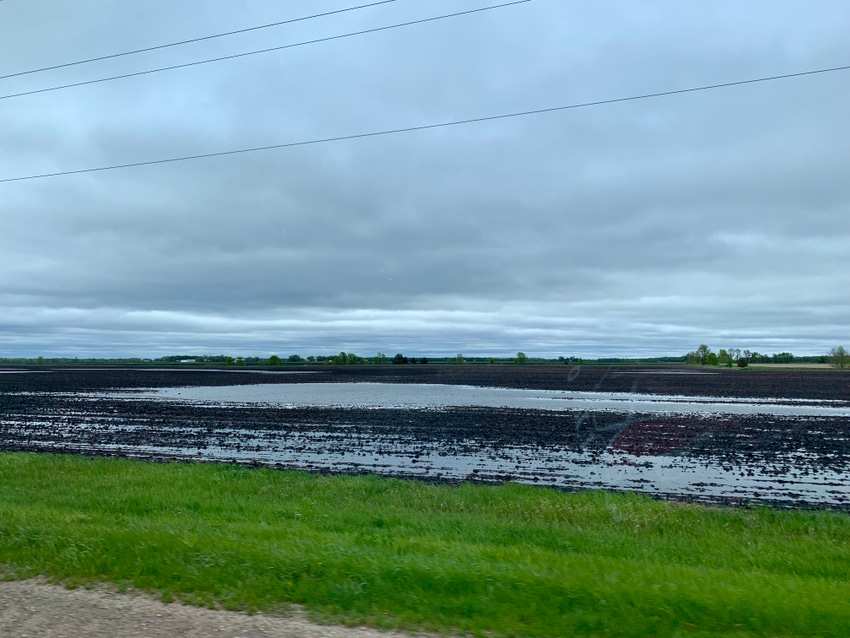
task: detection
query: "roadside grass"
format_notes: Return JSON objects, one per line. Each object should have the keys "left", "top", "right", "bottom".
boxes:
{"left": 1, "top": 453, "right": 848, "bottom": 637}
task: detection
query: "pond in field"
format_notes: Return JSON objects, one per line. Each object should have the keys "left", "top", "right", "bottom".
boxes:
{"left": 128, "top": 382, "right": 850, "bottom": 417}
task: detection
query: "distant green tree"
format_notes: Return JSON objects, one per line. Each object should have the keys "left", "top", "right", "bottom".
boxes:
{"left": 393, "top": 353, "right": 408, "bottom": 365}
{"left": 727, "top": 348, "right": 741, "bottom": 367}
{"left": 235, "top": 357, "right": 246, "bottom": 366}
{"left": 718, "top": 349, "right": 730, "bottom": 367}
{"left": 268, "top": 355, "right": 282, "bottom": 366}
{"left": 288, "top": 354, "right": 303, "bottom": 363}
{"left": 706, "top": 352, "right": 718, "bottom": 366}
{"left": 488, "top": 357, "right": 496, "bottom": 365}
{"left": 696, "top": 344, "right": 711, "bottom": 365}
{"left": 515, "top": 352, "right": 528, "bottom": 365}
{"left": 224, "top": 356, "right": 234, "bottom": 365}
{"left": 420, "top": 357, "right": 428, "bottom": 364}
{"left": 373, "top": 353, "right": 388, "bottom": 365}
{"left": 748, "top": 351, "right": 769, "bottom": 364}
{"left": 455, "top": 353, "right": 465, "bottom": 364}
{"left": 830, "top": 346, "right": 848, "bottom": 369}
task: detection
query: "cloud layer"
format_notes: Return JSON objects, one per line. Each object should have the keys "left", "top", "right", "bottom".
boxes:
{"left": 1, "top": 0, "right": 848, "bottom": 357}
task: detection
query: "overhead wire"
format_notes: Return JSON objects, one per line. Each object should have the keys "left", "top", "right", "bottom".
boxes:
{"left": 0, "top": 1, "right": 531, "bottom": 102}
{"left": 2, "top": 63, "right": 848, "bottom": 184}
{"left": 0, "top": 0, "right": 397, "bottom": 81}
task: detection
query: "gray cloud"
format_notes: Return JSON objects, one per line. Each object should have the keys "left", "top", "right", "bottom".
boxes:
{"left": 1, "top": 0, "right": 848, "bottom": 357}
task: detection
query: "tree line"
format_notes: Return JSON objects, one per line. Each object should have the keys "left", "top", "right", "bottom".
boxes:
{"left": 4, "top": 349, "right": 847, "bottom": 369}
{"left": 684, "top": 345, "right": 848, "bottom": 369}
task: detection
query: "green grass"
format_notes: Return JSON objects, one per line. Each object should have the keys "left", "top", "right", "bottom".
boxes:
{"left": 1, "top": 453, "right": 849, "bottom": 637}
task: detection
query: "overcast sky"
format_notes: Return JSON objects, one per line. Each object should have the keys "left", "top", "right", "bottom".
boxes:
{"left": 1, "top": 0, "right": 848, "bottom": 359}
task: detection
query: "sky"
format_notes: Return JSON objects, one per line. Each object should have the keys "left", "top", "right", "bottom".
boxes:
{"left": 1, "top": 0, "right": 848, "bottom": 359}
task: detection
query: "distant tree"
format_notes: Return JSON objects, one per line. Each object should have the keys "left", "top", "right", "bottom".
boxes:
{"left": 224, "top": 356, "right": 235, "bottom": 365}
{"left": 488, "top": 357, "right": 496, "bottom": 365}
{"left": 706, "top": 351, "right": 718, "bottom": 366}
{"left": 393, "top": 353, "right": 408, "bottom": 365}
{"left": 830, "top": 346, "right": 848, "bottom": 369}
{"left": 515, "top": 352, "right": 528, "bottom": 365}
{"left": 748, "top": 351, "right": 768, "bottom": 364}
{"left": 695, "top": 344, "right": 711, "bottom": 365}
{"left": 268, "top": 355, "right": 282, "bottom": 366}
{"left": 373, "top": 353, "right": 388, "bottom": 365}
{"left": 727, "top": 348, "right": 741, "bottom": 367}
{"left": 409, "top": 357, "right": 417, "bottom": 364}
{"left": 446, "top": 357, "right": 454, "bottom": 365}
{"left": 235, "top": 357, "right": 246, "bottom": 366}
{"left": 346, "top": 352, "right": 359, "bottom": 365}
{"left": 420, "top": 357, "right": 428, "bottom": 364}
{"left": 287, "top": 354, "right": 303, "bottom": 363}
{"left": 685, "top": 351, "right": 700, "bottom": 365}
{"left": 455, "top": 353, "right": 465, "bottom": 364}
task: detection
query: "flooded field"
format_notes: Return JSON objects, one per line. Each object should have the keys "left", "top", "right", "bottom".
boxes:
{"left": 1, "top": 366, "right": 849, "bottom": 508}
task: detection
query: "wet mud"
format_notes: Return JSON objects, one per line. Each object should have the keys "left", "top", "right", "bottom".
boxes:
{"left": 1, "top": 366, "right": 849, "bottom": 509}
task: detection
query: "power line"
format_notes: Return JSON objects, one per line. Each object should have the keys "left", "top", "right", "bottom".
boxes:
{"left": 0, "top": 1, "right": 531, "bottom": 102}
{"left": 2, "top": 63, "right": 847, "bottom": 184}
{"left": 0, "top": 0, "right": 397, "bottom": 81}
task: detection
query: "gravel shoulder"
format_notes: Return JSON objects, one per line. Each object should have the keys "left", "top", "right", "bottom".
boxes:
{"left": 0, "top": 579, "right": 431, "bottom": 638}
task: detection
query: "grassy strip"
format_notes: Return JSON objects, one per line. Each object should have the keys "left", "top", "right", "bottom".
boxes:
{"left": 1, "top": 453, "right": 848, "bottom": 637}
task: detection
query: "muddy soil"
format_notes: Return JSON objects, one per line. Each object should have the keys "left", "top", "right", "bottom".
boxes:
{"left": 1, "top": 364, "right": 849, "bottom": 399}
{"left": 1, "top": 366, "right": 849, "bottom": 509}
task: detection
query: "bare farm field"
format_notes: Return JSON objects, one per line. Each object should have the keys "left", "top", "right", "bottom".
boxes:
{"left": 2, "top": 364, "right": 849, "bottom": 509}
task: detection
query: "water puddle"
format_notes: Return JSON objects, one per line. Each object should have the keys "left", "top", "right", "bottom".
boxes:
{"left": 120, "top": 383, "right": 850, "bottom": 417}
{"left": 4, "top": 417, "right": 846, "bottom": 507}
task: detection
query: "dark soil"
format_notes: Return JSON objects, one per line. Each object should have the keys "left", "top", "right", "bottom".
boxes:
{"left": 1, "top": 364, "right": 848, "bottom": 399}
{"left": 1, "top": 366, "right": 849, "bottom": 509}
